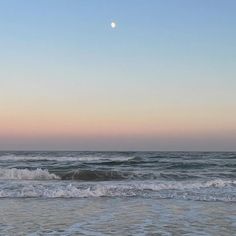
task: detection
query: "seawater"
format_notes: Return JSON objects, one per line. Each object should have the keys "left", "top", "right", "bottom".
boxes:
{"left": 0, "top": 151, "right": 235, "bottom": 235}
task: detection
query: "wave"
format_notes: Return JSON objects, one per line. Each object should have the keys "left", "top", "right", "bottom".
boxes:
{"left": 54, "top": 170, "right": 208, "bottom": 181}
{"left": 138, "top": 179, "right": 236, "bottom": 190}
{"left": 59, "top": 169, "right": 154, "bottom": 181}
{"left": 0, "top": 168, "right": 152, "bottom": 181}
{"left": 164, "top": 162, "right": 217, "bottom": 169}
{"left": 0, "top": 154, "right": 134, "bottom": 163}
{"left": 0, "top": 168, "right": 60, "bottom": 180}
{"left": 0, "top": 168, "right": 156, "bottom": 181}
{"left": 0, "top": 179, "right": 235, "bottom": 201}
{"left": 0, "top": 168, "right": 233, "bottom": 182}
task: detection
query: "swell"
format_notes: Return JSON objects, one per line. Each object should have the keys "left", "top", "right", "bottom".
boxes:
{"left": 0, "top": 168, "right": 152, "bottom": 181}
{"left": 59, "top": 170, "right": 205, "bottom": 181}
{"left": 1, "top": 168, "right": 233, "bottom": 181}
{"left": 60, "top": 169, "right": 131, "bottom": 181}
{"left": 164, "top": 162, "right": 218, "bottom": 169}
{"left": 59, "top": 169, "right": 158, "bottom": 181}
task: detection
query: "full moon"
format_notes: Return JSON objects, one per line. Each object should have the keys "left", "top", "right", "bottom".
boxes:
{"left": 111, "top": 22, "right": 116, "bottom": 29}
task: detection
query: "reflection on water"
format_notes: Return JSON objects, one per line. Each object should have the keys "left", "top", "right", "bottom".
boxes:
{"left": 0, "top": 198, "right": 235, "bottom": 235}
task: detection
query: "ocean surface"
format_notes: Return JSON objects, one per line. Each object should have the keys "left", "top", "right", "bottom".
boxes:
{"left": 0, "top": 151, "right": 235, "bottom": 235}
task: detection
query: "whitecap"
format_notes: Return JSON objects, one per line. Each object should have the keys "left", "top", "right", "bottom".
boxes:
{"left": 0, "top": 168, "right": 60, "bottom": 180}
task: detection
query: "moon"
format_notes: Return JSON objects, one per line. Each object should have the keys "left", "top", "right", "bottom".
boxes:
{"left": 111, "top": 21, "right": 116, "bottom": 29}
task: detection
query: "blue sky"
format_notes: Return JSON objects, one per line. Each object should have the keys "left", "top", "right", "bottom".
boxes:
{"left": 0, "top": 0, "right": 236, "bottom": 150}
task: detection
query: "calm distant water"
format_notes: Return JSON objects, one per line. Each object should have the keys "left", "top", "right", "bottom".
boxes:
{"left": 0, "top": 151, "right": 235, "bottom": 235}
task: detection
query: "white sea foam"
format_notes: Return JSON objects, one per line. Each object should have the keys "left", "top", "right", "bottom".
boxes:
{"left": 0, "top": 168, "right": 60, "bottom": 180}
{"left": 0, "top": 179, "right": 235, "bottom": 201}
{"left": 135, "top": 179, "right": 236, "bottom": 191}
{"left": 0, "top": 154, "right": 134, "bottom": 162}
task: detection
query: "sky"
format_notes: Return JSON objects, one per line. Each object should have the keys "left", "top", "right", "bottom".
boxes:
{"left": 0, "top": 0, "right": 236, "bottom": 151}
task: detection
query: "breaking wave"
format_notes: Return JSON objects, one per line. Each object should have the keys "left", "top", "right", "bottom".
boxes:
{"left": 0, "top": 179, "right": 235, "bottom": 201}
{"left": 0, "top": 168, "right": 60, "bottom": 180}
{"left": 0, "top": 152, "right": 235, "bottom": 202}
{"left": 0, "top": 168, "right": 154, "bottom": 181}
{"left": 0, "top": 154, "right": 134, "bottom": 163}
{"left": 0, "top": 168, "right": 235, "bottom": 183}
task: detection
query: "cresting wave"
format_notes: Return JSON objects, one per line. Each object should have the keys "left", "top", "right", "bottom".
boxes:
{"left": 0, "top": 168, "right": 235, "bottom": 182}
{"left": 0, "top": 154, "right": 135, "bottom": 162}
{"left": 0, "top": 168, "right": 195, "bottom": 181}
{"left": 0, "top": 168, "right": 60, "bottom": 180}
{"left": 0, "top": 179, "right": 235, "bottom": 201}
{"left": 0, "top": 152, "right": 235, "bottom": 202}
{"left": 0, "top": 168, "right": 151, "bottom": 181}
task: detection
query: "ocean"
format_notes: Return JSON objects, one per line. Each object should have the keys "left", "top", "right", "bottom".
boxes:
{"left": 0, "top": 151, "right": 235, "bottom": 235}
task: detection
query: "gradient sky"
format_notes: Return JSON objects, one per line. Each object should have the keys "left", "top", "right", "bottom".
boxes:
{"left": 0, "top": 0, "right": 236, "bottom": 151}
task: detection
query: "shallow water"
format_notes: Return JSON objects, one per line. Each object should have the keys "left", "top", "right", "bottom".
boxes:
{"left": 0, "top": 151, "right": 235, "bottom": 235}
{"left": 0, "top": 198, "right": 235, "bottom": 235}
